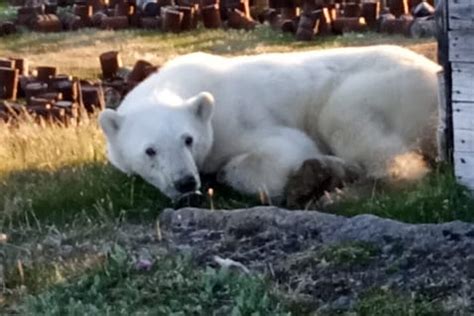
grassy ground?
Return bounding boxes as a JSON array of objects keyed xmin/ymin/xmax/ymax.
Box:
[
  {"xmin": 325, "ymin": 164, "xmax": 474, "ymax": 223},
  {"xmin": 0, "ymin": 27, "xmax": 436, "ymax": 79},
  {"xmin": 13, "ymin": 245, "xmax": 442, "ymax": 315},
  {"xmin": 0, "ymin": 27, "xmax": 471, "ymax": 314}
]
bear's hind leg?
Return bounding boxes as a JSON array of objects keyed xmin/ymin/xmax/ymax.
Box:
[{"xmin": 323, "ymin": 117, "xmax": 429, "ymax": 181}]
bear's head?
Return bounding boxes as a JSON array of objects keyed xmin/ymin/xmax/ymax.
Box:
[{"xmin": 99, "ymin": 92, "xmax": 215, "ymax": 200}]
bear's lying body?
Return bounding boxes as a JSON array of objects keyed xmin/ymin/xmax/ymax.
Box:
[{"xmin": 99, "ymin": 45, "xmax": 441, "ymax": 200}]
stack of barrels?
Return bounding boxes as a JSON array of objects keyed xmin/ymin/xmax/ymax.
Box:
[
  {"xmin": 8, "ymin": 0, "xmax": 256, "ymax": 33},
  {"xmin": 2, "ymin": 0, "xmax": 435, "ymax": 39},
  {"xmin": 261, "ymin": 0, "xmax": 435, "ymax": 40},
  {"xmin": 0, "ymin": 51, "xmax": 160, "ymax": 124}
]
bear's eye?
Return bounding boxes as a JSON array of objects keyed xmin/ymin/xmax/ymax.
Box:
[
  {"xmin": 184, "ymin": 136, "xmax": 193, "ymax": 147},
  {"xmin": 145, "ymin": 147, "xmax": 156, "ymax": 157}
]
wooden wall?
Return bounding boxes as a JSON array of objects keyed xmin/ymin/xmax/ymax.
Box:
[{"xmin": 448, "ymin": 0, "xmax": 474, "ymax": 188}]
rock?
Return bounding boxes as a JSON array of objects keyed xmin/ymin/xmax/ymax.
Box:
[
  {"xmin": 42, "ymin": 234, "xmax": 62, "ymax": 248},
  {"xmin": 331, "ymin": 295, "xmax": 355, "ymax": 311},
  {"xmin": 60, "ymin": 244, "xmax": 74, "ymax": 256},
  {"xmin": 409, "ymin": 16, "xmax": 436, "ymax": 38},
  {"xmin": 160, "ymin": 207, "xmax": 474, "ymax": 313}
]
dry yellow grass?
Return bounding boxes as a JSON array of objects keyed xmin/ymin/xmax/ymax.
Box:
[
  {"xmin": 0, "ymin": 114, "xmax": 105, "ymax": 173},
  {"xmin": 0, "ymin": 27, "xmax": 436, "ymax": 79}
]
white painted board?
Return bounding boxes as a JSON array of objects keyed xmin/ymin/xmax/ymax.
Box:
[
  {"xmin": 454, "ymin": 152, "xmax": 474, "ymax": 188},
  {"xmin": 452, "ymin": 62, "xmax": 474, "ymax": 102},
  {"xmin": 449, "ymin": 31, "xmax": 474, "ymax": 63},
  {"xmin": 454, "ymin": 128, "xmax": 474, "ymax": 152}
]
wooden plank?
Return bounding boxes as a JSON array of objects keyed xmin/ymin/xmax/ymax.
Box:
[
  {"xmin": 437, "ymin": 0, "xmax": 454, "ymax": 163},
  {"xmin": 448, "ymin": 0, "xmax": 474, "ymax": 30},
  {"xmin": 453, "ymin": 101, "xmax": 474, "ymax": 130},
  {"xmin": 451, "ymin": 62, "xmax": 474, "ymax": 102},
  {"xmin": 454, "ymin": 152, "xmax": 474, "ymax": 189},
  {"xmin": 449, "ymin": 31, "xmax": 474, "ymax": 62},
  {"xmin": 454, "ymin": 129, "xmax": 474, "ymax": 152},
  {"xmin": 437, "ymin": 70, "xmax": 448, "ymax": 161},
  {"xmin": 437, "ymin": 0, "xmax": 449, "ymax": 67}
]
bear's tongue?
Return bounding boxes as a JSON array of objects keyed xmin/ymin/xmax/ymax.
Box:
[{"xmin": 173, "ymin": 191, "xmax": 203, "ymax": 208}]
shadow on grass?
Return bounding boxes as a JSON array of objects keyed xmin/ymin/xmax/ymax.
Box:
[{"xmin": 0, "ymin": 161, "xmax": 259, "ymax": 227}]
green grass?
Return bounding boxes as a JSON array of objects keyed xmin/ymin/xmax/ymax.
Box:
[
  {"xmin": 1, "ymin": 162, "xmax": 258, "ymax": 228},
  {"xmin": 19, "ymin": 246, "xmax": 291, "ymax": 316},
  {"xmin": 325, "ymin": 164, "xmax": 474, "ymax": 224},
  {"xmin": 0, "ymin": 113, "xmax": 258, "ymax": 228}
]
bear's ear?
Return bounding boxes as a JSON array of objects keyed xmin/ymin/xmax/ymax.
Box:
[
  {"xmin": 188, "ymin": 92, "xmax": 215, "ymax": 122},
  {"xmin": 99, "ymin": 109, "xmax": 123, "ymax": 139}
]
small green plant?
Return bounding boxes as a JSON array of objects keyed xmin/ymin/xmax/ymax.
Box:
[{"xmin": 320, "ymin": 241, "xmax": 379, "ymax": 267}]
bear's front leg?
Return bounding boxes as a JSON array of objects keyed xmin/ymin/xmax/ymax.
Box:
[{"xmin": 217, "ymin": 151, "xmax": 302, "ymax": 201}]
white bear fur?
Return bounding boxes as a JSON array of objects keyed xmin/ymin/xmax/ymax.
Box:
[{"xmin": 99, "ymin": 45, "xmax": 441, "ymax": 200}]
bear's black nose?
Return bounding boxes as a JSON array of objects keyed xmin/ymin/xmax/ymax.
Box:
[{"xmin": 174, "ymin": 175, "xmax": 197, "ymax": 194}]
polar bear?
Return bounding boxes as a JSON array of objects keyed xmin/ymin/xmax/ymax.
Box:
[{"xmin": 99, "ymin": 45, "xmax": 441, "ymax": 200}]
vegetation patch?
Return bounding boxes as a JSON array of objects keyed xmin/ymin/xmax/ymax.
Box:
[
  {"xmin": 356, "ymin": 289, "xmax": 444, "ymax": 316},
  {"xmin": 19, "ymin": 246, "xmax": 291, "ymax": 316}
]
